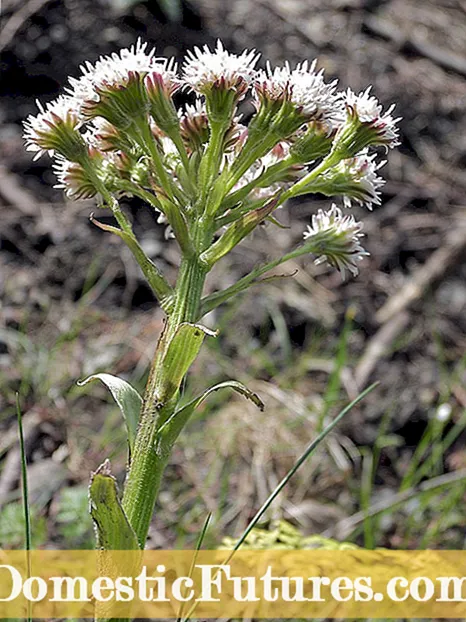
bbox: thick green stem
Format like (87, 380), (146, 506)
(197, 119), (229, 214)
(121, 256), (208, 547)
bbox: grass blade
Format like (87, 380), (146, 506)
(181, 382), (377, 622)
(176, 513), (212, 622)
(228, 382), (378, 555)
(16, 393), (31, 554)
(16, 393), (32, 622)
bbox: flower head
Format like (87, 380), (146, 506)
(53, 155), (99, 199)
(67, 40), (176, 129)
(180, 101), (243, 153)
(254, 61), (343, 127)
(23, 95), (85, 161)
(179, 101), (210, 150)
(144, 58), (180, 98)
(84, 117), (137, 154)
(304, 149), (385, 209)
(339, 150), (385, 209)
(303, 204), (368, 277)
(69, 39), (158, 102)
(22, 39), (397, 284)
(182, 40), (259, 97)
(289, 119), (336, 163)
(144, 59), (181, 135)
(332, 87), (400, 157)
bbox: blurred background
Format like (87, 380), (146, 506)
(0, 0), (465, 552)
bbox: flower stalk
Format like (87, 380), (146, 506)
(23, 38), (400, 554)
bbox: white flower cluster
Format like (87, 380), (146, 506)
(23, 96), (82, 160)
(69, 40), (178, 109)
(345, 87), (400, 148)
(303, 205), (368, 276)
(254, 60), (342, 130)
(23, 39), (400, 279)
(183, 40), (259, 95)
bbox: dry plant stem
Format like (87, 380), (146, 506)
(122, 254), (208, 547)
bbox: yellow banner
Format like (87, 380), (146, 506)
(1, 550), (466, 618)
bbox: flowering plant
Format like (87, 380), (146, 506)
(24, 40), (399, 552)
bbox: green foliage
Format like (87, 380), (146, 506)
(56, 486), (95, 549)
(220, 519), (359, 550)
(89, 461), (139, 550)
(0, 503), (46, 548)
(78, 373), (143, 453)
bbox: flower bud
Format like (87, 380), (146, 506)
(289, 120), (336, 163)
(144, 60), (181, 136)
(68, 40), (162, 130)
(81, 71), (150, 129)
(303, 204), (368, 277)
(252, 61), (342, 139)
(332, 87), (400, 157)
(299, 149), (385, 209)
(84, 118), (132, 154)
(53, 154), (101, 199)
(23, 96), (86, 161)
(182, 40), (259, 122)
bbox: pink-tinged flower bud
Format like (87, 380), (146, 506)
(52, 155), (100, 199)
(332, 87), (400, 157)
(23, 96), (85, 161)
(144, 59), (181, 135)
(85, 118), (136, 154)
(289, 120), (337, 163)
(179, 101), (210, 151)
(303, 204), (368, 277)
(80, 70), (150, 129)
(179, 101), (243, 153)
(67, 39), (166, 129)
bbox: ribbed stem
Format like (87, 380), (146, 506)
(121, 256), (207, 547)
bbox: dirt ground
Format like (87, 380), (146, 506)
(1, 0), (466, 552)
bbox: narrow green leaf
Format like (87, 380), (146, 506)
(16, 394), (32, 622)
(157, 379), (264, 439)
(229, 382), (378, 554)
(180, 383), (377, 622)
(78, 373), (142, 452)
(90, 214), (173, 304)
(16, 395), (31, 553)
(176, 513), (212, 622)
(158, 323), (218, 403)
(89, 460), (139, 550)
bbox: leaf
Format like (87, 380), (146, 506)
(157, 323), (218, 403)
(78, 373), (142, 452)
(157, 380), (264, 440)
(89, 460), (139, 551)
(90, 214), (173, 303)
